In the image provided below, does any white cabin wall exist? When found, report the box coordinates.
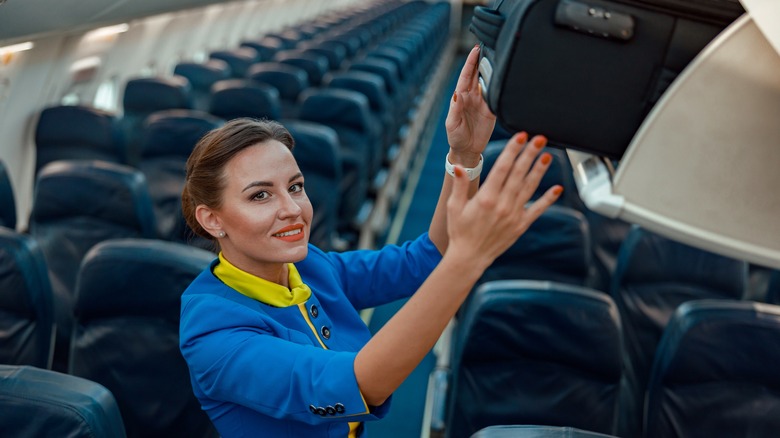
[0,0,362,229]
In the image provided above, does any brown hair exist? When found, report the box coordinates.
[181,118,295,241]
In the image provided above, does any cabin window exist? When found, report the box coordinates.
[93,75,119,111]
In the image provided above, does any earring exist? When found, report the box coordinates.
[218,231,226,238]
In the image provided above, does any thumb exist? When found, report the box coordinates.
[448,165,470,211]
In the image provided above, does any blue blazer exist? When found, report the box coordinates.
[180,234,442,438]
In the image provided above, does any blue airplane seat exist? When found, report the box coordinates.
[645,300,780,438]
[138,109,223,241]
[29,160,157,372]
[348,58,406,123]
[476,205,593,288]
[274,50,330,86]
[299,88,379,232]
[0,228,55,369]
[208,48,258,78]
[209,79,282,121]
[471,425,619,438]
[766,270,780,304]
[284,120,342,251]
[301,42,347,70]
[69,238,216,438]
[265,30,302,50]
[35,105,126,173]
[0,365,127,438]
[447,280,624,438]
[322,34,362,58]
[247,62,309,119]
[242,37,286,60]
[611,226,748,437]
[367,46,412,83]
[0,160,16,229]
[121,76,192,165]
[173,60,231,111]
[324,71,394,161]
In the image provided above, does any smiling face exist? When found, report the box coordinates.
[202,140,313,281]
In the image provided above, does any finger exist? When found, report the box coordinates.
[516,150,553,202]
[522,185,564,225]
[455,45,481,94]
[502,135,548,199]
[445,90,463,132]
[447,166,471,212]
[481,131,528,193]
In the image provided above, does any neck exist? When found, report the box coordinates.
[221,254,290,288]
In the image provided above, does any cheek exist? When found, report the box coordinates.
[300,197,314,222]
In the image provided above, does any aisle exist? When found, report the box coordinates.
[365,57,463,438]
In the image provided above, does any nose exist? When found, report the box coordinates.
[278,191,302,219]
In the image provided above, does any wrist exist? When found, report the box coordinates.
[440,249,489,284]
[447,150,482,168]
[446,153,483,181]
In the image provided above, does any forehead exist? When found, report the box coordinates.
[225,140,298,179]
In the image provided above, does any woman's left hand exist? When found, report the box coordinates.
[445,45,497,165]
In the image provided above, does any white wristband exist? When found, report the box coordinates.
[445,153,483,181]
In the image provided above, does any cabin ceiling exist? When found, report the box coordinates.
[0,0,244,42]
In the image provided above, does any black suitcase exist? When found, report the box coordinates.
[472,0,744,158]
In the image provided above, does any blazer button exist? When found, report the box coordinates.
[334,403,345,414]
[310,304,319,318]
[326,405,336,415]
[321,326,331,339]
[316,407,327,416]
[309,405,317,414]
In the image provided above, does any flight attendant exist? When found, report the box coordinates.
[179,46,562,437]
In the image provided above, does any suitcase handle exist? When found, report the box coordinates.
[470,6,505,49]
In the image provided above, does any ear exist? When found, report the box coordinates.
[195,204,224,238]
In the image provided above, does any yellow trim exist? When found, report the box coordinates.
[213,253,311,307]
[348,421,361,437]
[297,303,327,349]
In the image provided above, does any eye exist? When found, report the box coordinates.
[251,190,270,201]
[289,182,304,193]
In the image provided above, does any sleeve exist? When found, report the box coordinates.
[180,295,391,425]
[325,232,443,310]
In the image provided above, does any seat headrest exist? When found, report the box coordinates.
[173,61,231,90]
[209,48,258,77]
[284,120,341,180]
[298,88,373,132]
[616,226,747,293]
[35,105,121,152]
[326,71,388,112]
[0,160,17,229]
[240,40,282,61]
[302,45,346,70]
[140,109,223,159]
[31,161,156,237]
[247,63,309,100]
[209,79,282,121]
[123,77,192,112]
[274,51,329,85]
[348,58,399,93]
[76,238,213,319]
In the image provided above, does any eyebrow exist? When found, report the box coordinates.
[241,172,303,192]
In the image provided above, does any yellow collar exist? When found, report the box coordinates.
[213,253,311,307]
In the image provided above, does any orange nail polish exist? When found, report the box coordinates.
[540,153,552,165]
[454,166,464,177]
[515,132,528,144]
[533,135,547,149]
[553,186,564,196]
[453,92,457,102]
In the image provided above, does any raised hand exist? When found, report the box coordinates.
[445,45,497,165]
[446,132,562,271]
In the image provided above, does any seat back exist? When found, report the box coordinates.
[471,425,619,438]
[645,300,780,438]
[0,160,16,229]
[240,39,284,61]
[275,50,329,86]
[122,76,193,165]
[35,105,126,172]
[0,364,127,438]
[29,160,157,370]
[611,226,748,435]
[138,110,223,240]
[209,79,281,121]
[247,63,309,118]
[0,228,54,368]
[173,60,231,111]
[208,48,258,78]
[70,238,216,438]
[448,280,624,438]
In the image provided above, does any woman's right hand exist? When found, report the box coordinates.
[445,131,562,272]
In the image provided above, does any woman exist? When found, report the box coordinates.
[179,46,562,437]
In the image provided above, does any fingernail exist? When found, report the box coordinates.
[533,135,547,149]
[474,44,480,50]
[515,131,528,144]
[453,92,457,102]
[454,166,464,177]
[540,153,552,165]
[553,185,564,196]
